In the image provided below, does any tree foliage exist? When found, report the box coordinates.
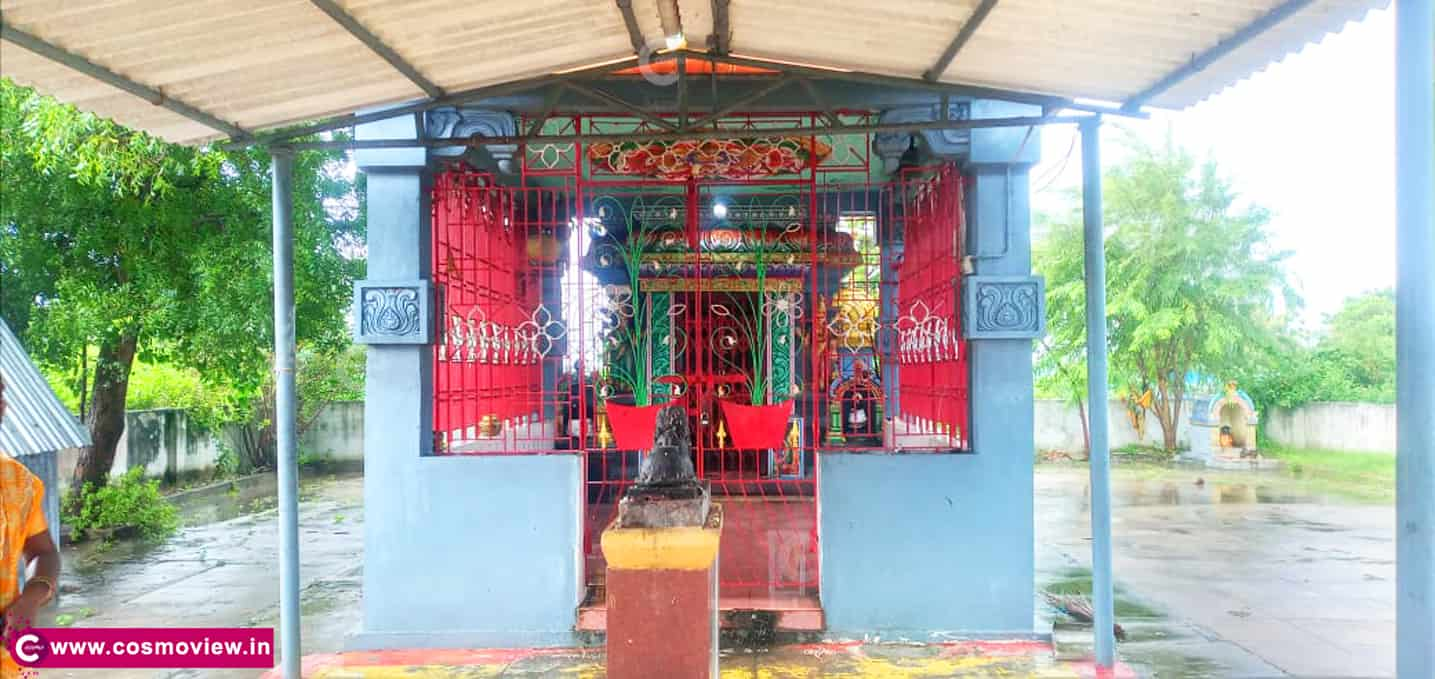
[1241,290,1396,408]
[1037,133,1296,450]
[1033,214,1091,452]
[0,79,363,490]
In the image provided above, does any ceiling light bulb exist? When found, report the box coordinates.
[712,202,728,218]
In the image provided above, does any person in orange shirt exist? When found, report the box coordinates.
[1,376,62,674]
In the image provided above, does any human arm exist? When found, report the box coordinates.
[2,530,60,637]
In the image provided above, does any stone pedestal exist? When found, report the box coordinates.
[600,503,722,679]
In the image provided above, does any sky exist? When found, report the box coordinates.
[1031,6,1395,329]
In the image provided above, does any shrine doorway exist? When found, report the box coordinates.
[575,174,834,629]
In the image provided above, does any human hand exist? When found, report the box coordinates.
[2,591,43,639]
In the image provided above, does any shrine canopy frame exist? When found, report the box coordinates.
[0,1,1383,148]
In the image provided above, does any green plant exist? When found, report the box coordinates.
[704,197,800,406]
[214,445,241,478]
[296,450,338,472]
[53,608,96,628]
[65,467,180,542]
[590,195,674,406]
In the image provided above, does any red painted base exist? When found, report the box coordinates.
[605,566,718,679]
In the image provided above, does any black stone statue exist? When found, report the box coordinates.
[635,405,697,486]
[619,405,708,527]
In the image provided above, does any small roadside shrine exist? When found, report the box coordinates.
[350,82,1042,643]
[2,2,1428,678]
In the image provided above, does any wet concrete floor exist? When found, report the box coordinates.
[38,474,365,679]
[1037,465,1394,678]
[34,465,1394,678]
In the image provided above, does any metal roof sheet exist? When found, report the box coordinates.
[0,0,1390,145]
[0,318,90,458]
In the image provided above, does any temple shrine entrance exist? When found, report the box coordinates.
[429,113,970,630]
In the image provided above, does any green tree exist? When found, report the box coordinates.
[1034,217,1091,454]
[0,80,363,495]
[1319,289,1395,398]
[1037,133,1296,451]
[1242,289,1395,408]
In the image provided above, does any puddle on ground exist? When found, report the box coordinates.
[1111,477,1328,508]
[1045,463,1349,509]
[166,476,282,526]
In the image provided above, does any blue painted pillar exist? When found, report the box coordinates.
[270,150,302,679]
[819,101,1040,636]
[352,109,584,649]
[1395,2,1435,677]
[353,112,436,640]
[1079,118,1116,667]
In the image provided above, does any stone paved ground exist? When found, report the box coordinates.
[33,465,1395,678]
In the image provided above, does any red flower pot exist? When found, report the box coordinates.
[604,401,668,450]
[719,400,794,450]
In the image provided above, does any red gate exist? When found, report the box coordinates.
[429,113,969,629]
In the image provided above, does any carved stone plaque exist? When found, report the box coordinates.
[353,279,432,344]
[963,275,1045,340]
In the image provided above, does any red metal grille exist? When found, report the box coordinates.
[431,168,584,453]
[888,164,970,449]
[430,117,968,614]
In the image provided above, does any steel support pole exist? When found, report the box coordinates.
[270,151,302,679]
[1080,117,1116,667]
[1395,2,1435,677]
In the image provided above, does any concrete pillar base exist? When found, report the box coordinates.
[600,504,722,679]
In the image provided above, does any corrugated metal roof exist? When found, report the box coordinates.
[0,318,91,458]
[0,0,1390,145]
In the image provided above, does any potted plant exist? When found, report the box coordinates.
[713,199,802,449]
[591,195,682,450]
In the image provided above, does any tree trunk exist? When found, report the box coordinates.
[232,377,278,472]
[1076,397,1091,458]
[1154,395,1178,452]
[70,333,138,497]
[77,343,89,420]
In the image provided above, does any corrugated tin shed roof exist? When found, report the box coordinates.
[0,318,91,458]
[0,0,1390,145]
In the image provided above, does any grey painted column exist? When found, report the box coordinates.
[270,150,302,679]
[354,113,434,634]
[1079,118,1115,667]
[962,101,1041,632]
[1395,2,1435,677]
